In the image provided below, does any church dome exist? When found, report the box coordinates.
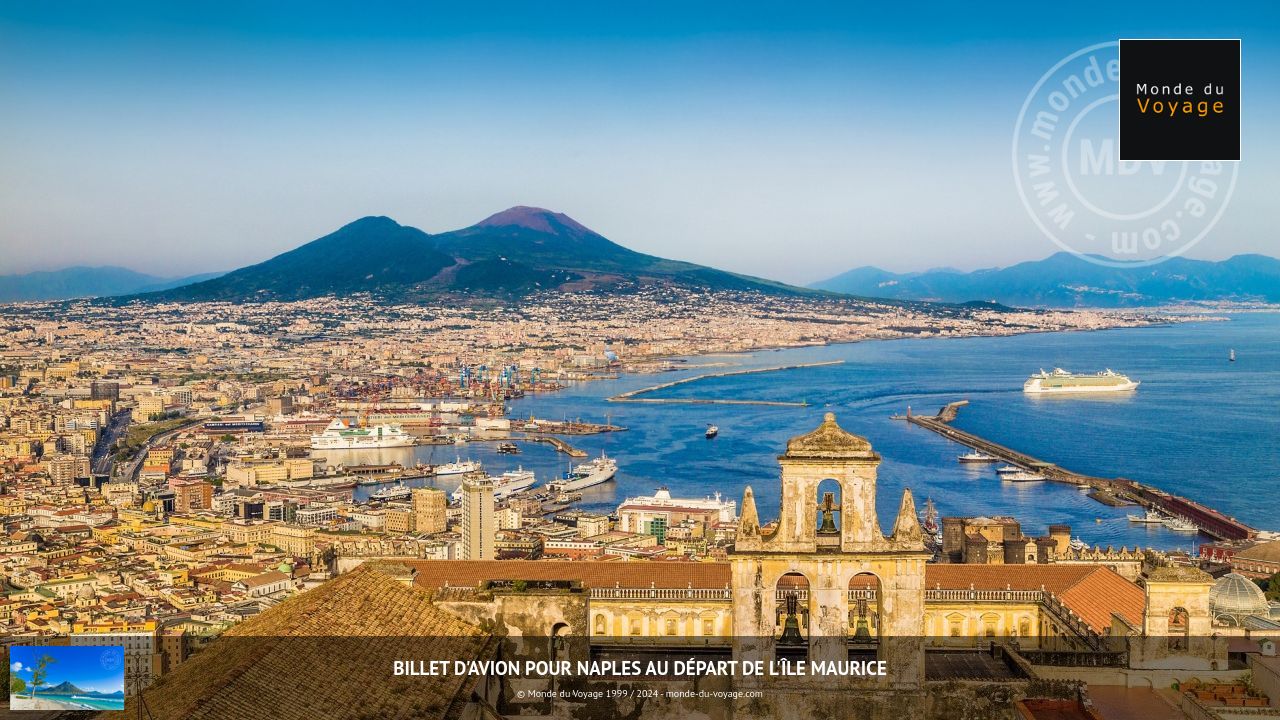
[783,413,877,460]
[141,499,156,513]
[1209,573,1269,625]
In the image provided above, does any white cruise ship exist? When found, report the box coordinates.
[451,468,537,502]
[1023,368,1139,394]
[310,419,415,450]
[547,452,617,493]
[370,482,411,501]
[433,458,481,476]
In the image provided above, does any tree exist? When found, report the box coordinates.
[10,674,25,695]
[1265,572,1280,602]
[29,654,54,698]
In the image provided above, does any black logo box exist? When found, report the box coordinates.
[1119,39,1241,161]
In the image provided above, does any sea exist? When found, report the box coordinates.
[342,312,1280,553]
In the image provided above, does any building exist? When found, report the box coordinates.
[460,475,494,560]
[171,478,213,514]
[385,505,414,534]
[45,453,90,483]
[412,487,447,534]
[616,487,736,544]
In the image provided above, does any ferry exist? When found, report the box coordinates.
[370,482,411,502]
[995,465,1022,475]
[958,451,998,464]
[1001,470,1046,482]
[451,468,537,502]
[434,458,481,476]
[705,425,719,439]
[547,452,618,492]
[1127,509,1167,524]
[497,442,520,454]
[1070,537,1088,552]
[1023,368,1139,394]
[310,419,415,450]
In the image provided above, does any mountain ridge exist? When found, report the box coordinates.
[812,252,1280,307]
[0,266,222,302]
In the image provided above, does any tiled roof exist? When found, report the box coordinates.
[1236,539,1280,564]
[924,564,1144,632]
[106,563,494,720]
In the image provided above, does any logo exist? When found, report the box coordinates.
[1012,42,1237,267]
[100,647,123,671]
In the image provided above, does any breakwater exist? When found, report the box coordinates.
[607,360,844,407]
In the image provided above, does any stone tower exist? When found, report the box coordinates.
[731,413,929,688]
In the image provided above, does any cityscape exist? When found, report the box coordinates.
[2,3,1279,720]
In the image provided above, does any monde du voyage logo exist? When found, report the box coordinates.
[1013,40,1241,268]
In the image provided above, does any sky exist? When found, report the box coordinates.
[1,2,1277,284]
[9,645,125,694]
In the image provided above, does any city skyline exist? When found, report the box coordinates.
[2,2,1278,282]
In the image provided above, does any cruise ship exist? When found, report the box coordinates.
[310,419,415,450]
[451,468,537,502]
[1023,368,1139,394]
[547,453,618,493]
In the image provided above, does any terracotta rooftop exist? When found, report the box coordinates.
[110,563,494,720]
[1235,539,1280,564]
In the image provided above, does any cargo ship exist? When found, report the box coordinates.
[547,453,617,492]
[1023,368,1139,394]
[310,419,415,450]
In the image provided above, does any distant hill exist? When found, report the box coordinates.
[42,680,87,695]
[140,207,813,302]
[812,253,1280,308]
[0,266,222,302]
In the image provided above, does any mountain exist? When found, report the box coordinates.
[142,207,812,302]
[42,680,86,695]
[0,266,222,302]
[812,252,1280,308]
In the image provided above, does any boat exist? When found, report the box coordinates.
[705,425,719,439]
[434,458,481,476]
[995,465,1022,475]
[547,452,618,492]
[1229,349,1236,362]
[310,419,415,450]
[451,467,537,502]
[1001,470,1046,482]
[1023,368,1139,394]
[1070,537,1088,552]
[370,482,411,502]
[958,451,998,464]
[497,442,520,454]
[921,498,939,536]
[1127,509,1167,524]
[1163,517,1199,533]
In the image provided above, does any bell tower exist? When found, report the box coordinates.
[731,413,928,687]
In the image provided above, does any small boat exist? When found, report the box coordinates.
[958,451,998,464]
[1127,509,1166,524]
[995,465,1021,475]
[1229,349,1236,362]
[921,498,939,536]
[1163,517,1198,533]
[1001,470,1046,482]
[497,442,520,455]
[705,425,719,439]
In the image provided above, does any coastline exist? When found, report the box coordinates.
[10,695,113,711]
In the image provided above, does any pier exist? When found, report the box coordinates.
[529,436,589,458]
[900,402,1257,542]
[607,360,843,407]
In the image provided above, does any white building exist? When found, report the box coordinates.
[460,476,495,560]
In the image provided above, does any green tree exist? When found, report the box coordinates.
[29,654,54,698]
[10,674,25,695]
[1265,572,1280,602]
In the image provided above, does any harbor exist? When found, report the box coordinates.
[900,401,1259,542]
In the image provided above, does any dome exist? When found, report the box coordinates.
[1209,573,1269,625]
[783,413,876,460]
[278,561,294,574]
[141,499,156,513]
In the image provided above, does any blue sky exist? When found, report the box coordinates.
[9,645,125,694]
[1,2,1276,282]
